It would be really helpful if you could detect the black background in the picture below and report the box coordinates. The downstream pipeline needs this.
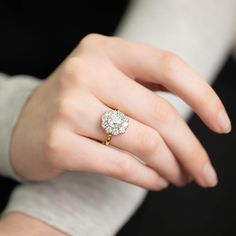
[117,56,236,236]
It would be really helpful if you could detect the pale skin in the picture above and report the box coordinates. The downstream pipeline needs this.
[0,34,231,234]
[0,213,66,236]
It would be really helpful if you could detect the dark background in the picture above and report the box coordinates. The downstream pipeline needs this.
[0,1,235,235]
[117,56,236,236]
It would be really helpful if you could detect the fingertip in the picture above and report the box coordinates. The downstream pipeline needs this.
[175,176,192,187]
[217,109,232,134]
[151,177,169,191]
[159,177,169,188]
[201,163,218,188]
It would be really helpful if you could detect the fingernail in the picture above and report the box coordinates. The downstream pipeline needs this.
[158,177,169,189]
[202,163,218,187]
[217,109,231,133]
[178,175,192,187]
[187,176,193,183]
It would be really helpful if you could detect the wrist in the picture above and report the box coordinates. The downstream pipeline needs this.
[0,213,66,236]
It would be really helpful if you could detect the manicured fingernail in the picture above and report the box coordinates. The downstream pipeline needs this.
[217,109,231,133]
[158,177,169,189]
[203,163,218,187]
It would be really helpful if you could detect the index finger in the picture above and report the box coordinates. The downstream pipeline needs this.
[106,37,231,134]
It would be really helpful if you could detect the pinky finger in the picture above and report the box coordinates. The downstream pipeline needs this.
[61,133,169,191]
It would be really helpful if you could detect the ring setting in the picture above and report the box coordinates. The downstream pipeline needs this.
[101,109,129,145]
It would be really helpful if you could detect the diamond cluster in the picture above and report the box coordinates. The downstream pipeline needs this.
[101,110,129,135]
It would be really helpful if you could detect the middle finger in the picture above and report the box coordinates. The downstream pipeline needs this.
[72,92,188,186]
[90,66,218,188]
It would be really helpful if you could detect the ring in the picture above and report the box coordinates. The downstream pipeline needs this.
[101,109,129,145]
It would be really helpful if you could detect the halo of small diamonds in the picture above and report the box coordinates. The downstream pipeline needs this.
[101,109,129,136]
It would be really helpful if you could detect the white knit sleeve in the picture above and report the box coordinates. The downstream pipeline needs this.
[0,73,41,181]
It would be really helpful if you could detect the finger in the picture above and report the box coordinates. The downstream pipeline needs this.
[58,132,169,191]
[106,37,231,133]
[72,94,188,186]
[90,67,218,188]
[135,80,169,92]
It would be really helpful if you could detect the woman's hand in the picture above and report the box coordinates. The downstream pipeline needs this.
[11,34,231,190]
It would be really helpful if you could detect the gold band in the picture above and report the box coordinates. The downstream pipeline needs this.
[101,108,129,146]
[103,134,112,145]
[102,109,118,146]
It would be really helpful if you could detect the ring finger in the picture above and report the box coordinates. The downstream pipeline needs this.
[72,92,189,186]
[87,66,217,188]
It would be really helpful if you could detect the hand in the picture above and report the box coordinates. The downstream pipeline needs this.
[11,34,231,190]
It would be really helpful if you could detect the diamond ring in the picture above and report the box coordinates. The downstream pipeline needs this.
[101,109,129,145]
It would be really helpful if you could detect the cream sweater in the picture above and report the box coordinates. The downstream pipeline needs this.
[1,0,236,235]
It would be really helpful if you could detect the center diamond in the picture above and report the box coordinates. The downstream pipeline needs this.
[101,109,129,135]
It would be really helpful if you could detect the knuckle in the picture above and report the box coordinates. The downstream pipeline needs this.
[45,128,68,170]
[117,159,133,179]
[197,84,216,108]
[185,144,208,167]
[45,128,60,160]
[138,129,161,156]
[162,51,183,79]
[79,33,108,50]
[151,98,177,123]
[57,98,75,120]
[109,157,132,180]
[61,57,84,84]
[82,33,105,43]
[47,153,63,170]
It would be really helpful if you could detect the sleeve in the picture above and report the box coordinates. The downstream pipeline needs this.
[0,73,41,181]
[2,1,236,236]
[3,173,145,236]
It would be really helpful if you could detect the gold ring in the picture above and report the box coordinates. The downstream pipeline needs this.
[101,109,129,146]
